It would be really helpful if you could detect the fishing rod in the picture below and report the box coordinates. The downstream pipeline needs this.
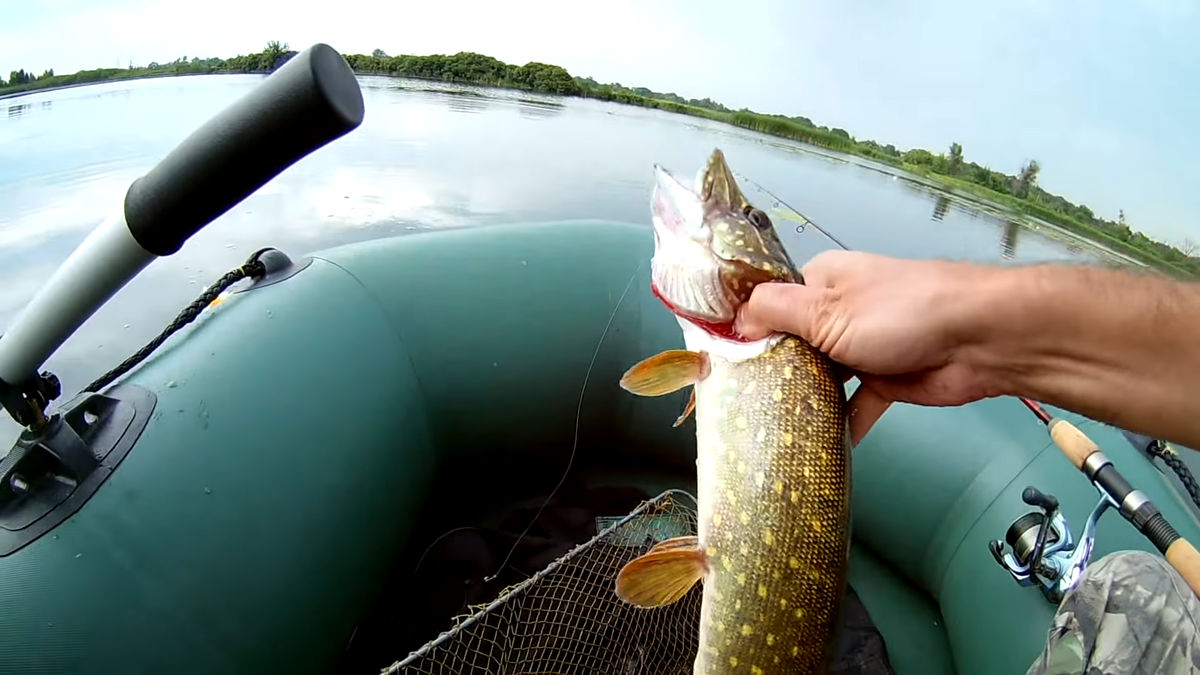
[736,171,1200,601]
[732,171,853,252]
[997,397,1200,601]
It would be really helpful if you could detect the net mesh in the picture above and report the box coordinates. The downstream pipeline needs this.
[383,489,702,675]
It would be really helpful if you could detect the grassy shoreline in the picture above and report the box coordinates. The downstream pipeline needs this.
[5,44,1194,278]
[0,70,221,101]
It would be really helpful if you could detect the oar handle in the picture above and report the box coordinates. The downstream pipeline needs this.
[1042,413,1200,598]
[0,43,363,396]
[123,43,364,256]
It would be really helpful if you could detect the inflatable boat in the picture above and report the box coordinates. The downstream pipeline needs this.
[2,44,1199,675]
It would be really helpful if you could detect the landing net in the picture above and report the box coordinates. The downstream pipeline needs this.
[383,489,702,675]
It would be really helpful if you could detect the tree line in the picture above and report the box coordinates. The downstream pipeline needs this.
[3,42,1194,277]
[0,41,296,94]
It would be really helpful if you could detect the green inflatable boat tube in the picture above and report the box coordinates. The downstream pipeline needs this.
[1,219,1198,675]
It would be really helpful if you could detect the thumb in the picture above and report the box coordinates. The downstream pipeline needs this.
[735,282,820,341]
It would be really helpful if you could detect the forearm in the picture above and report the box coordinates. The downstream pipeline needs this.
[964,262,1200,449]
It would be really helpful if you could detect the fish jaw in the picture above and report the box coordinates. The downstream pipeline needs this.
[692,336,852,674]
[650,163,736,329]
[649,149,800,344]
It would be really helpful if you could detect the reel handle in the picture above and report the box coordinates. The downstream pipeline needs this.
[1022,486,1059,512]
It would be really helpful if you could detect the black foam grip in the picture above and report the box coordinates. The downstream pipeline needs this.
[1093,463,1134,506]
[123,43,365,256]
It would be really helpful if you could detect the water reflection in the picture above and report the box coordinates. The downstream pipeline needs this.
[516,98,564,120]
[0,74,1131,447]
[931,194,951,222]
[1001,219,1020,259]
[443,91,490,114]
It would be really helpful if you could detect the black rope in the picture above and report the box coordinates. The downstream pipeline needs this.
[1145,440,1200,513]
[80,250,272,395]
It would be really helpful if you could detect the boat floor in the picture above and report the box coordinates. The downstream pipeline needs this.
[335,462,956,675]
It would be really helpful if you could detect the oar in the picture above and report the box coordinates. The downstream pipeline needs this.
[0,43,364,428]
[1018,397,1200,597]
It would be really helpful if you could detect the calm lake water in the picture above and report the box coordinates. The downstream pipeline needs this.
[0,74,1126,446]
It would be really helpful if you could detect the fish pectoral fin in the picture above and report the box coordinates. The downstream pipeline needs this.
[615,537,707,608]
[673,389,697,427]
[619,350,711,397]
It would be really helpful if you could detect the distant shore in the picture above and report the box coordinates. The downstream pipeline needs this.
[0,71,225,101]
[4,42,1194,278]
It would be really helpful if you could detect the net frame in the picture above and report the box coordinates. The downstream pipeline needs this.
[383,489,703,675]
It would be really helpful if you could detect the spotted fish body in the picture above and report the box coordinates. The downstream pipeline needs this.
[615,149,852,674]
[690,330,851,674]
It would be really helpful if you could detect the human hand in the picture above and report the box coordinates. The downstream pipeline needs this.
[734,250,1003,446]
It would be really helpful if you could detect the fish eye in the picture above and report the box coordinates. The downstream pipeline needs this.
[744,207,772,230]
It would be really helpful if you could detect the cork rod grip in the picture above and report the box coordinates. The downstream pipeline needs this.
[1166,539,1200,599]
[1047,417,1200,598]
[1047,418,1099,470]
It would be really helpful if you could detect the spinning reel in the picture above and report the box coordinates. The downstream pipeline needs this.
[990,400,1191,605]
[989,485,1112,605]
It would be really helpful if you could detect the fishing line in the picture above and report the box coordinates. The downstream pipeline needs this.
[736,172,1177,460]
[737,174,1066,434]
[412,526,484,575]
[733,171,853,253]
[484,172,842,583]
[484,258,646,584]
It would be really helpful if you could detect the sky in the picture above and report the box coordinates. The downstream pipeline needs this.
[2,0,1198,245]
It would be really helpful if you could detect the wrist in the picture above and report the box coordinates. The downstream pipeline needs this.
[954,262,1188,402]
[930,258,1200,448]
[950,262,1055,398]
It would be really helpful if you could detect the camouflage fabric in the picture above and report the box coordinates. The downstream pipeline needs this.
[1026,550,1200,675]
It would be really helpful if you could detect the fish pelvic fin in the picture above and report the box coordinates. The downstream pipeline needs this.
[619,350,711,397]
[673,389,697,427]
[615,535,706,608]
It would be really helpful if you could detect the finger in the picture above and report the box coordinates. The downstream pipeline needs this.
[735,282,820,341]
[846,383,894,448]
[799,249,852,285]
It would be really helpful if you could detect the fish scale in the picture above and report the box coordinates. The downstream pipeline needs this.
[694,335,851,674]
[614,147,852,675]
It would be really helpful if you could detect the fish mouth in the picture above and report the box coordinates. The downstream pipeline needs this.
[649,162,737,328]
[649,149,803,343]
[650,164,701,239]
[696,148,750,214]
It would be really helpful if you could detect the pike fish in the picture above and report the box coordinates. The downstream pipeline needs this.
[614,149,852,674]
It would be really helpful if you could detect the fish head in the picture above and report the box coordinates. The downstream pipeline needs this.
[650,148,800,341]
